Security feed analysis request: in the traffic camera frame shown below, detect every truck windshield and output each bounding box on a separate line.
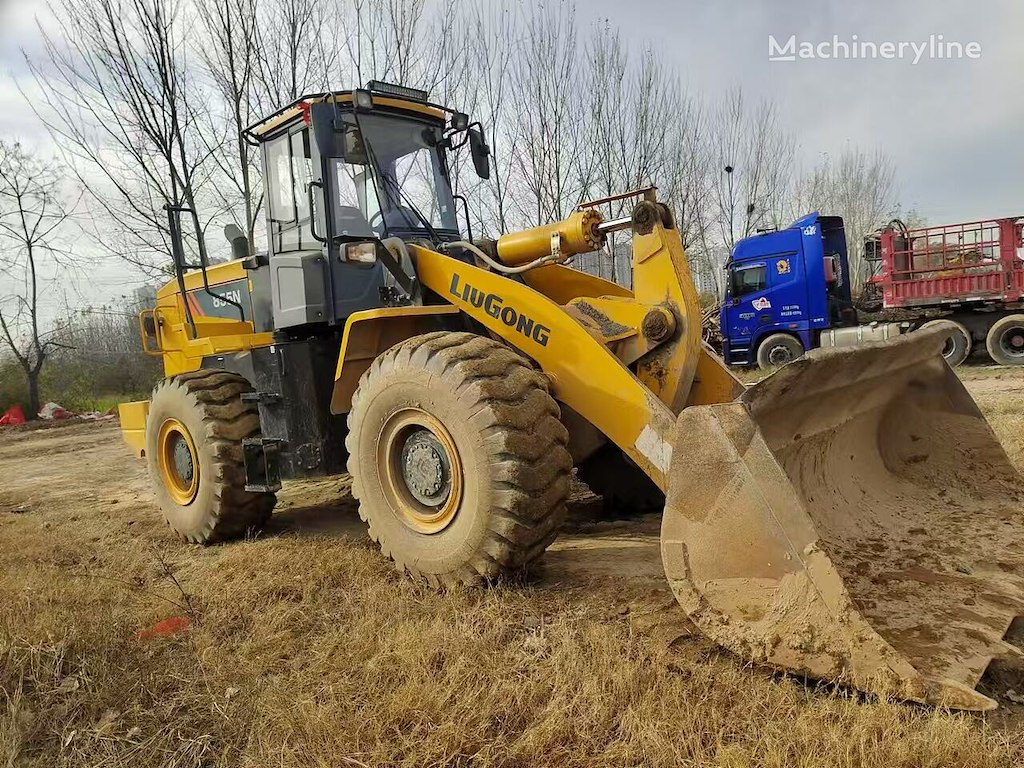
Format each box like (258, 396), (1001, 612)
(331, 112), (459, 239)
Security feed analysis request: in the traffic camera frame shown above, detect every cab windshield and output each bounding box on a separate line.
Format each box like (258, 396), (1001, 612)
(330, 112), (459, 239)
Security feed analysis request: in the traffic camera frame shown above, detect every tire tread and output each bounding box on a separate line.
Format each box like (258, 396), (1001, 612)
(346, 332), (571, 586)
(149, 369), (275, 544)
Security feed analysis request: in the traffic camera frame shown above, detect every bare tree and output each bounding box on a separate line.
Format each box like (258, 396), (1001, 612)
(794, 146), (897, 287)
(193, 0), (262, 249)
(252, 0), (334, 111)
(195, 0), (263, 249)
(18, 0), (904, 311)
(508, 2), (589, 227)
(581, 21), (628, 281)
(443, 1), (516, 238)
(44, 293), (163, 408)
(662, 97), (718, 292)
(344, 0), (427, 87)
(710, 89), (794, 251)
(27, 0), (217, 274)
(0, 142), (77, 418)
(578, 25), (712, 287)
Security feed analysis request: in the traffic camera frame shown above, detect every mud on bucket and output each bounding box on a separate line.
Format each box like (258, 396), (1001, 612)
(661, 323), (1024, 710)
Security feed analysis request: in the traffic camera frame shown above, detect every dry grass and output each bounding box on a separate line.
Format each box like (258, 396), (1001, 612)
(3, 369), (1024, 766)
(5, 534), (1021, 768)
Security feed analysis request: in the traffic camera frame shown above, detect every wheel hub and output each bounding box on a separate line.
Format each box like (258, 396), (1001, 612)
(768, 345), (793, 366)
(1004, 329), (1024, 356)
(400, 430), (451, 506)
(157, 418), (199, 506)
(377, 408), (464, 534)
(171, 434), (195, 485)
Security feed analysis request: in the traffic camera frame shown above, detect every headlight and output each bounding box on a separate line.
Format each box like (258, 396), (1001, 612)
(345, 242), (377, 264)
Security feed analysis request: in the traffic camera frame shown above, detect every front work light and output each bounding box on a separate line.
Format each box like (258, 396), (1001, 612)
(450, 112), (469, 131)
(366, 80), (428, 102)
(345, 242), (377, 264)
(353, 89), (374, 111)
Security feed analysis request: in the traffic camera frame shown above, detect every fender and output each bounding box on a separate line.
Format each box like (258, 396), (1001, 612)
(330, 305), (461, 414)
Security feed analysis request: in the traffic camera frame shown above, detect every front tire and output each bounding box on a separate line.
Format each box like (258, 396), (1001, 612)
(756, 333), (804, 370)
(346, 332), (572, 587)
(986, 314), (1024, 365)
(145, 370), (276, 543)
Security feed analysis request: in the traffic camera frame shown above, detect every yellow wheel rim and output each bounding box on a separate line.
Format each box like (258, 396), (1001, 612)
(377, 408), (463, 534)
(157, 418), (199, 505)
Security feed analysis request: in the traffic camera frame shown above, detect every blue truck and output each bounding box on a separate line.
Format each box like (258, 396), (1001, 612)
(720, 213), (865, 368)
(721, 211), (1024, 368)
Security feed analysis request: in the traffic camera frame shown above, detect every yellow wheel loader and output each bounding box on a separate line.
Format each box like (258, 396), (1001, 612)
(119, 81), (1024, 710)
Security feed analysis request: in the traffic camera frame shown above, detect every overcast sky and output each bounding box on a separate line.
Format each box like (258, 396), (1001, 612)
(597, 0), (1023, 222)
(1, 0), (1022, 310)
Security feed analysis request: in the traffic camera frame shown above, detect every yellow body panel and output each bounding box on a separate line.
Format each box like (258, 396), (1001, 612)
(521, 264), (632, 304)
(687, 345), (746, 406)
(629, 213), (703, 413)
(149, 259), (273, 377)
(117, 399), (150, 458)
(330, 305), (461, 413)
(156, 314), (273, 378)
(156, 260), (248, 298)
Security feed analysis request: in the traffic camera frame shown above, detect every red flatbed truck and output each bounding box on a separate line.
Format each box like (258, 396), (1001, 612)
(862, 214), (1024, 365)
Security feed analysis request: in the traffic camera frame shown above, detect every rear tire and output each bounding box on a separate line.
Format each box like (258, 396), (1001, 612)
(346, 332), (572, 587)
(986, 314), (1024, 365)
(920, 319), (971, 367)
(145, 370), (276, 543)
(756, 333), (804, 370)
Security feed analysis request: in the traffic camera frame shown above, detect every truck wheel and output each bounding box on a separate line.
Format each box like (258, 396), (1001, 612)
(985, 314), (1024, 365)
(145, 370), (276, 543)
(756, 333), (804, 370)
(920, 319), (971, 366)
(346, 332), (572, 587)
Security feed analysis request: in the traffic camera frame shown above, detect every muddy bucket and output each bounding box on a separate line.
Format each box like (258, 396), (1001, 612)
(661, 323), (1024, 709)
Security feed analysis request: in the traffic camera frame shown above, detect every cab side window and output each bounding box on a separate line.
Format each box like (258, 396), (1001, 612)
(733, 264), (767, 296)
(265, 127), (315, 253)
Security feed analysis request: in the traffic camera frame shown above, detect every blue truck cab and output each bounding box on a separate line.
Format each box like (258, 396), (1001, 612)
(720, 213), (853, 367)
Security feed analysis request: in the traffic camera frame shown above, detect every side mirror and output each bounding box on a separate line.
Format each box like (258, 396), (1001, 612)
(469, 127), (491, 180)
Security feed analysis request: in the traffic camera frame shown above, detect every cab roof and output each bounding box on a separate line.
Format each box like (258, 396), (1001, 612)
(244, 84), (450, 142)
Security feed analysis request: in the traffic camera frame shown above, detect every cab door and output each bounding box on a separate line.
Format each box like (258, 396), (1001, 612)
(765, 251), (807, 328)
(725, 261), (768, 342)
(727, 253), (807, 340)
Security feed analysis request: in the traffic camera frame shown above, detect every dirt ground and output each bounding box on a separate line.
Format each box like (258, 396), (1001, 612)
(3, 366), (1024, 766)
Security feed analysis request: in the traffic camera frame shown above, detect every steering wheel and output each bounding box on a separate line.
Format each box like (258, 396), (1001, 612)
(369, 206), (422, 234)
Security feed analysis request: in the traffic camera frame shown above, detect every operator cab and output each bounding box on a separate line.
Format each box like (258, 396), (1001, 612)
(243, 81), (491, 331)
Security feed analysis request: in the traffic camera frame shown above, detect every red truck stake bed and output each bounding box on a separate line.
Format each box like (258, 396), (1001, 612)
(870, 216), (1024, 307)
(863, 215), (1024, 365)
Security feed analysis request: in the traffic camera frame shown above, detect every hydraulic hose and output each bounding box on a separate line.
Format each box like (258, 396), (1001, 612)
(442, 240), (563, 275)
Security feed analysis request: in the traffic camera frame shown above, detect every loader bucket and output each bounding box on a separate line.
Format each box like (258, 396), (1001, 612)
(661, 323), (1024, 710)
